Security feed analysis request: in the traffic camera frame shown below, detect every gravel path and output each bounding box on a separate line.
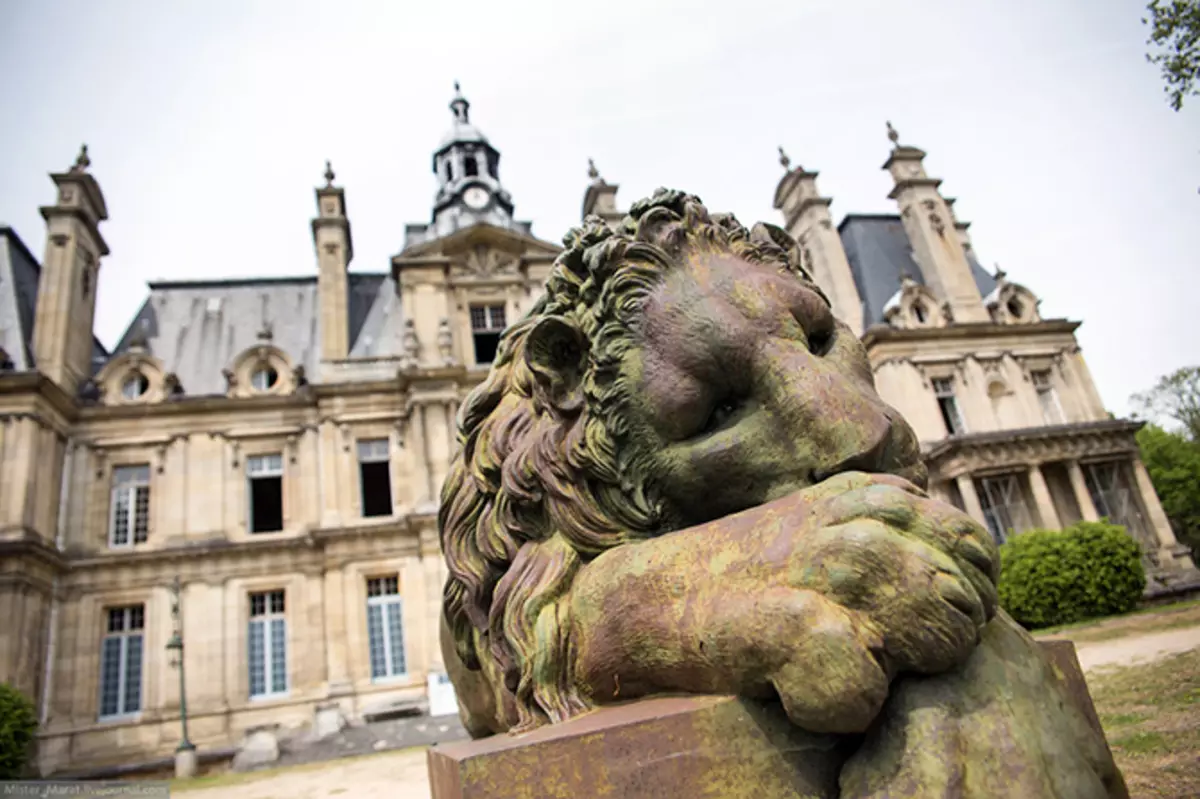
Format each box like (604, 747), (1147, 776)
(1072, 623), (1200, 672)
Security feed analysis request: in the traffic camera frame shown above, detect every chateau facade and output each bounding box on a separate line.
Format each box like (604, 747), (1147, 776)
(1, 89), (1195, 774)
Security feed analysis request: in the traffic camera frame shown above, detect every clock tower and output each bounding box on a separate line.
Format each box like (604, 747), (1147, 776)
(405, 83), (524, 248)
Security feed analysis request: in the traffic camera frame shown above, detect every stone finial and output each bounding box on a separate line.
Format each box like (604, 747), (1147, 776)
(587, 158), (600, 182)
(72, 143), (91, 173)
(993, 263), (1007, 282)
(886, 121), (900, 147)
(323, 160), (335, 187)
(778, 146), (791, 171)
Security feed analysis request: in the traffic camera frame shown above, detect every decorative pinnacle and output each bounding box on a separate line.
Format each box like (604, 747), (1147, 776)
(323, 160), (335, 187)
(886, 121), (900, 147)
(778, 146), (791, 171)
(72, 143), (91, 172)
(587, 157), (600, 181)
(450, 81), (469, 123)
(993, 263), (1007, 281)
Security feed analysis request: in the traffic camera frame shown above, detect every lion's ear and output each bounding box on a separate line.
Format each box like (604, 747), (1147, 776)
(525, 316), (588, 413)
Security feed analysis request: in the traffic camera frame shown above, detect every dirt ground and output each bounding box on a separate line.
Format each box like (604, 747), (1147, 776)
(176, 602), (1200, 799)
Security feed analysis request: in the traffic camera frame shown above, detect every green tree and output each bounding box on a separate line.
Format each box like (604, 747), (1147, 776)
(1144, 0), (1200, 111)
(1136, 424), (1200, 557)
(0, 683), (36, 779)
(1131, 365), (1200, 441)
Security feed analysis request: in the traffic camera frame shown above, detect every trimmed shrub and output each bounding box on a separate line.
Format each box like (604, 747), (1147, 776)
(998, 520), (1146, 629)
(0, 683), (36, 779)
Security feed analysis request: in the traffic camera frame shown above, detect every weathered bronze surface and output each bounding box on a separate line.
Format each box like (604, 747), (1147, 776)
(435, 189), (1126, 796)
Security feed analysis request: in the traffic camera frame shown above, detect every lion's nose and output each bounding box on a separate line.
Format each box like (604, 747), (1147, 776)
(787, 285), (836, 356)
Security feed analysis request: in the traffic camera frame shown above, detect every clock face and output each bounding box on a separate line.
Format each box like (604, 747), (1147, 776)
(463, 186), (490, 210)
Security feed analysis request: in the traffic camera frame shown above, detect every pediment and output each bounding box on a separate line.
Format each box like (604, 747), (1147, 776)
(397, 222), (561, 261)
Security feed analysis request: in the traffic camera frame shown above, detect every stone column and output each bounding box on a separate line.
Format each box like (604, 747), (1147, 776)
(1130, 457), (1198, 570)
(955, 474), (986, 524)
(1067, 461), (1099, 521)
(323, 568), (352, 696)
(1026, 465), (1061, 530)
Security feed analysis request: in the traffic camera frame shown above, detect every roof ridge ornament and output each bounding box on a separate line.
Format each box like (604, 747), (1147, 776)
(72, 143), (91, 173)
(778, 146), (791, 171)
(323, 159), (335, 187)
(587, 157), (600, 183)
(886, 121), (900, 148)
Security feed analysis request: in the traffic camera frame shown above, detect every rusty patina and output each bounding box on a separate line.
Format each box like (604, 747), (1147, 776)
(436, 189), (1125, 796)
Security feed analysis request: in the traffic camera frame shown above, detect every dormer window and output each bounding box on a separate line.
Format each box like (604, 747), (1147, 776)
(1006, 297), (1024, 319)
(122, 373), (149, 400)
(251, 366), (279, 392)
(912, 301), (928, 325)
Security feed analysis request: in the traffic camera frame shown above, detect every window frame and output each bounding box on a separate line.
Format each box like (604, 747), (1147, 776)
(246, 453), (285, 534)
(365, 576), (407, 682)
(108, 464), (151, 548)
(469, 303), (507, 365)
(1030, 369), (1065, 425)
(356, 439), (393, 519)
(98, 604), (145, 721)
(931, 375), (967, 436)
(247, 589), (289, 700)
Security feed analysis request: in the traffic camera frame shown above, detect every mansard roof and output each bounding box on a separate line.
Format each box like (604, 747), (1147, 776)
(110, 272), (400, 396)
(838, 214), (997, 327)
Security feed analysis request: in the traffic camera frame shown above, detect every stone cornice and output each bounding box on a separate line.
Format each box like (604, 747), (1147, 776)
(862, 319), (1081, 349)
(783, 196), (834, 231)
(0, 537), (69, 575)
(924, 419), (1144, 478)
(886, 176), (943, 200)
(0, 371), (79, 424)
(38, 204), (110, 256)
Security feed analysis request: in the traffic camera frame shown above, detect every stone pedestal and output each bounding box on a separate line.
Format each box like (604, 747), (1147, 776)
(427, 642), (1126, 799)
(429, 694), (845, 799)
(174, 746), (197, 779)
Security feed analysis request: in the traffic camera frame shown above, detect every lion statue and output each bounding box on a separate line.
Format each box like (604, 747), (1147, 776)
(438, 189), (1124, 797)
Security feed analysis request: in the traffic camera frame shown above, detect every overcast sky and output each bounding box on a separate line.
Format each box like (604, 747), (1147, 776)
(2, 0), (1196, 417)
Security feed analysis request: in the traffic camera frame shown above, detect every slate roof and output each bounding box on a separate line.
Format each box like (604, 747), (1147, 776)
(112, 272), (401, 396)
(838, 214), (997, 326)
(0, 225), (108, 372)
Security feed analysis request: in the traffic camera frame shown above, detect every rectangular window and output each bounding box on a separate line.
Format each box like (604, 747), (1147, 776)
(366, 576), (406, 681)
(248, 590), (288, 699)
(932, 377), (966, 436)
(470, 304), (507, 365)
(247, 454), (284, 533)
(975, 474), (1033, 544)
(99, 605), (144, 719)
(1031, 370), (1065, 425)
(109, 465), (150, 547)
(357, 439), (393, 518)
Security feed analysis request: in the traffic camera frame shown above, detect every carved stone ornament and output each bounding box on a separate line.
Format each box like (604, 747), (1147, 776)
(457, 245), (518, 278)
(435, 188), (1125, 796)
(400, 319), (420, 370)
(437, 318), (455, 366)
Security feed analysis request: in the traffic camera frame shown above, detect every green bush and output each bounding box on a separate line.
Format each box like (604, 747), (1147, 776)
(998, 520), (1146, 629)
(0, 683), (37, 779)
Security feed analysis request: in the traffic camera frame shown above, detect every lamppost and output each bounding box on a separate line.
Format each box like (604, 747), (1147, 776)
(166, 575), (197, 778)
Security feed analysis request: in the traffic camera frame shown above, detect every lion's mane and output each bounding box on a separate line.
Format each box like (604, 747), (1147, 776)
(438, 188), (816, 731)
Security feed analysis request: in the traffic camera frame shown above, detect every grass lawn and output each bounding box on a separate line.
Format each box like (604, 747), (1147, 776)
(1090, 648), (1200, 798)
